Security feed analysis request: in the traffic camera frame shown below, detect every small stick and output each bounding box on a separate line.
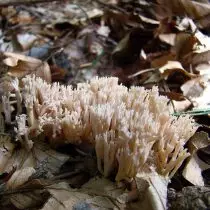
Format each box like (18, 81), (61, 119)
(0, 0), (63, 7)
(128, 68), (156, 78)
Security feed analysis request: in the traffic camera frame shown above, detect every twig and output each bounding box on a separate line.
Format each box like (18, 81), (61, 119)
(0, 0), (62, 6)
(128, 68), (156, 78)
(93, 0), (128, 14)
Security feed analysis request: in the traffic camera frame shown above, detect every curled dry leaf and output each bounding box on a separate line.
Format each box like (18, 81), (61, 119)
(3, 52), (51, 83)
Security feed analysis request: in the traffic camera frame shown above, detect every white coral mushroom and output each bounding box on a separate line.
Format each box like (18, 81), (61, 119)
(18, 75), (197, 181)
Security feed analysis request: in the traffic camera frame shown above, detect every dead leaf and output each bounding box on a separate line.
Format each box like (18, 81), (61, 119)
(183, 132), (210, 186)
(181, 75), (210, 109)
(113, 28), (153, 66)
(6, 167), (36, 190)
(160, 91), (186, 101)
(151, 53), (176, 68)
(159, 33), (176, 46)
(188, 131), (210, 154)
(42, 182), (91, 210)
(3, 52), (51, 83)
(16, 33), (38, 51)
(156, 0), (210, 20)
(9, 191), (48, 210)
(1, 139), (69, 179)
(134, 173), (169, 210)
(42, 180), (122, 210)
(159, 61), (196, 79)
(0, 135), (15, 173)
(195, 63), (210, 75)
(182, 153), (209, 186)
(174, 33), (198, 60)
(172, 100), (192, 112)
(197, 145), (210, 165)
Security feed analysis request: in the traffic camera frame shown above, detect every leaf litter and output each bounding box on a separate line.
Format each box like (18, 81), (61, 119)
(0, 0), (209, 209)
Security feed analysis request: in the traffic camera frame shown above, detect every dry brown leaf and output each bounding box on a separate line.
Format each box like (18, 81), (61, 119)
(0, 135), (15, 172)
(9, 191), (47, 210)
(3, 52), (51, 83)
(156, 0), (210, 20)
(188, 131), (210, 154)
(159, 61), (196, 79)
(182, 31), (210, 66)
(6, 167), (36, 190)
(159, 91), (186, 101)
(174, 33), (198, 60)
(184, 50), (210, 66)
(151, 53), (176, 68)
(196, 13), (210, 28)
(1, 139), (69, 179)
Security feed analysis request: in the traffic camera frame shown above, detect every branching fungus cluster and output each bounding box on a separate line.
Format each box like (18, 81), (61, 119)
(12, 76), (197, 181)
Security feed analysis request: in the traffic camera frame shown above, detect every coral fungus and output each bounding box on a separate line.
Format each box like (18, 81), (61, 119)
(14, 76), (197, 181)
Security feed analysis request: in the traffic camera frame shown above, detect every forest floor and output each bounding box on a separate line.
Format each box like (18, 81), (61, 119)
(0, 0), (210, 209)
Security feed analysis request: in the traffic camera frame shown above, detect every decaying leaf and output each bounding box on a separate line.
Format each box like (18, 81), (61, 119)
(159, 33), (176, 46)
(42, 179), (123, 210)
(16, 33), (38, 51)
(156, 0), (210, 21)
(0, 135), (15, 172)
(182, 132), (210, 186)
(134, 173), (169, 210)
(197, 145), (210, 165)
(182, 153), (209, 186)
(159, 61), (196, 79)
(6, 167), (36, 190)
(9, 191), (48, 210)
(188, 131), (210, 154)
(3, 52), (51, 83)
(42, 182), (91, 210)
(181, 75), (210, 109)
